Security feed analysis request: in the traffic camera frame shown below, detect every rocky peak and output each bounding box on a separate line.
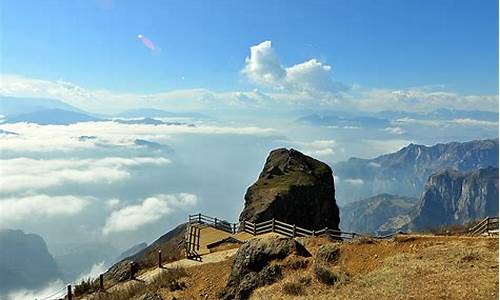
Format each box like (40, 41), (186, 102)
(239, 148), (339, 230)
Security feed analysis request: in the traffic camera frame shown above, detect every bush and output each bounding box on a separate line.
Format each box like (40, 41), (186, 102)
(284, 256), (309, 270)
(315, 244), (341, 265)
(314, 264), (338, 285)
(74, 278), (97, 296)
(281, 275), (311, 296)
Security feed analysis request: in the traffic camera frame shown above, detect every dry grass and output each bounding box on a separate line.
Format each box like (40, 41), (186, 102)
(85, 267), (187, 300)
(251, 235), (498, 300)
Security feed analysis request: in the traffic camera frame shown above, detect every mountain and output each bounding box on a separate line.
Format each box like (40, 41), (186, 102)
(116, 108), (208, 119)
(0, 96), (84, 116)
(3, 108), (100, 125)
(0, 229), (62, 293)
(340, 194), (418, 234)
(408, 167), (499, 231)
(333, 139), (499, 204)
(296, 111), (390, 128)
(376, 108), (499, 122)
(113, 117), (190, 126)
(115, 242), (148, 263)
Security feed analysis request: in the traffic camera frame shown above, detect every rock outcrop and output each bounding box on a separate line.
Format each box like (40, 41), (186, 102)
(239, 148), (340, 230)
(0, 229), (62, 293)
(219, 238), (310, 300)
(409, 167), (499, 231)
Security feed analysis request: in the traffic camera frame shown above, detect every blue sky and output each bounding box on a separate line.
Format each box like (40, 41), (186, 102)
(2, 0), (498, 93)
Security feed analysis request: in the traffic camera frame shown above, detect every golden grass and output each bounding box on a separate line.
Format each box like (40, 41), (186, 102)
(251, 236), (498, 300)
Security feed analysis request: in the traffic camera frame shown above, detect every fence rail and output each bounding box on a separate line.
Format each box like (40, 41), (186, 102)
(189, 213), (366, 241)
(469, 217), (499, 235)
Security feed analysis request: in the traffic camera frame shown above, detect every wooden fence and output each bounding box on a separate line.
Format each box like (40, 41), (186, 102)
(188, 213), (363, 240)
(468, 216), (499, 235)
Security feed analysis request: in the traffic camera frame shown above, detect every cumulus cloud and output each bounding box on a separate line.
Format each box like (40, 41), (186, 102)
(0, 195), (90, 226)
(0, 157), (170, 193)
(242, 41), (344, 97)
(102, 193), (198, 235)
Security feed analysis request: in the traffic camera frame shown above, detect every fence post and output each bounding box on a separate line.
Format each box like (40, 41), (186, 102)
(214, 217), (218, 227)
(130, 262), (134, 280)
(293, 224), (296, 237)
(253, 222), (256, 235)
(324, 227), (328, 237)
(158, 250), (162, 268)
(272, 218), (275, 232)
(312, 229), (315, 237)
(67, 285), (72, 300)
(198, 213), (201, 223)
(99, 274), (104, 290)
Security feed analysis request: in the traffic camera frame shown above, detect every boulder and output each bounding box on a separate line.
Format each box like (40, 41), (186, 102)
(239, 148), (340, 230)
(219, 238), (310, 300)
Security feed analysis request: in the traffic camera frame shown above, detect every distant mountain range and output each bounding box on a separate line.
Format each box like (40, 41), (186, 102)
(340, 194), (417, 234)
(339, 166), (499, 235)
(0, 96), (84, 116)
(334, 139), (499, 205)
(0, 96), (207, 125)
(0, 229), (62, 293)
(297, 108), (499, 128)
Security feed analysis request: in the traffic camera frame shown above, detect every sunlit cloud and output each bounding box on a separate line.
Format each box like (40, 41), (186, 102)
(102, 193), (197, 235)
(0, 157), (170, 193)
(137, 34), (156, 51)
(0, 195), (90, 226)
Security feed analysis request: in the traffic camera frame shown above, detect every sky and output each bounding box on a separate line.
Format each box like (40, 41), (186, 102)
(0, 2), (499, 297)
(1, 0), (498, 110)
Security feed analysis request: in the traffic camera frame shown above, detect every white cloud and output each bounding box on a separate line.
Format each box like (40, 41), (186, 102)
(393, 117), (498, 128)
(354, 87), (498, 112)
(6, 280), (66, 300)
(0, 195), (90, 226)
(102, 193), (197, 235)
(242, 41), (344, 97)
(0, 121), (276, 153)
(106, 198), (121, 209)
(0, 157), (170, 193)
(384, 126), (406, 135)
(288, 139), (337, 158)
(343, 178), (364, 185)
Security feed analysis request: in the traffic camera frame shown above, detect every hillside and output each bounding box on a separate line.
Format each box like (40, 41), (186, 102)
(75, 234), (498, 300)
(333, 139), (499, 204)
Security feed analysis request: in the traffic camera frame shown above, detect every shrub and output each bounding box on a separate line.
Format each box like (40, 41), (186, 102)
(315, 244), (341, 265)
(281, 275), (312, 296)
(74, 278), (97, 296)
(314, 264), (338, 285)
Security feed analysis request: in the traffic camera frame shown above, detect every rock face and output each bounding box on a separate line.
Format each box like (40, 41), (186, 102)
(220, 238), (310, 300)
(409, 167), (499, 231)
(333, 139), (499, 204)
(239, 148), (340, 230)
(0, 229), (62, 293)
(340, 194), (418, 234)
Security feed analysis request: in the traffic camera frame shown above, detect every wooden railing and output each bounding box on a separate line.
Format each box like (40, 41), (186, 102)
(469, 217), (499, 235)
(188, 213), (366, 240)
(188, 213), (239, 234)
(240, 219), (360, 240)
